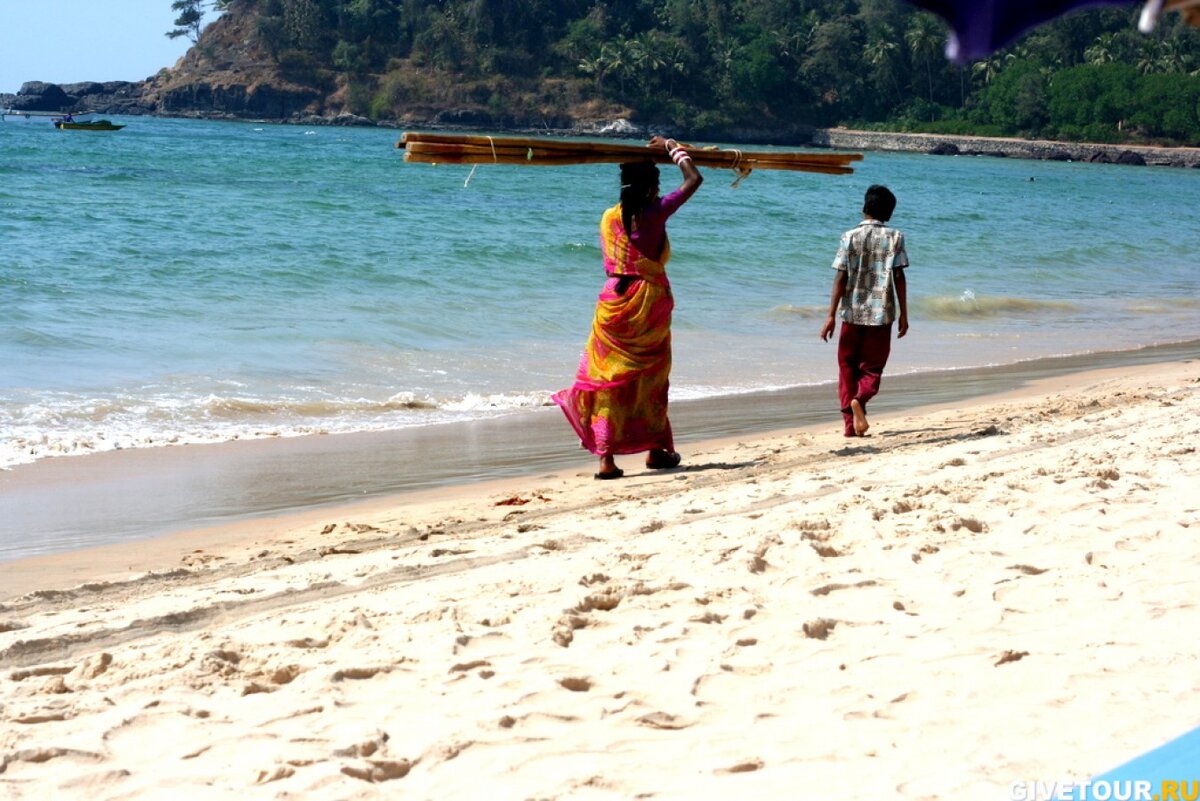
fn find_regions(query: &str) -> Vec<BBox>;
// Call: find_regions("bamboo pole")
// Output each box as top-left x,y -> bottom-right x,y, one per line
397,132 -> 863,177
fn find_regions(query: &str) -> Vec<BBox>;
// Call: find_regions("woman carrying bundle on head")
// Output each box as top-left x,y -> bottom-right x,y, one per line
553,136 -> 704,480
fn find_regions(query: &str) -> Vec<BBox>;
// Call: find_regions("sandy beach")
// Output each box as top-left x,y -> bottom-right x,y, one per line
2,357 -> 1198,799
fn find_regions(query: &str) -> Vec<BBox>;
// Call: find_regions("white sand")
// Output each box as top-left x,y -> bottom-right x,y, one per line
2,359 -> 1198,799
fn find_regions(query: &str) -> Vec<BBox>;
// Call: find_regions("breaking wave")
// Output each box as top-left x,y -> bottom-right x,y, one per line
914,291 -> 1078,321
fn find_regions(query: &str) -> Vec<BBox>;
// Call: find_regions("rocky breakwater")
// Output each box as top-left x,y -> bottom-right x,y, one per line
812,128 -> 1200,168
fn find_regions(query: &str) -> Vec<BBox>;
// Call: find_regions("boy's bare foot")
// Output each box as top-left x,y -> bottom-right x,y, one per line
850,399 -> 870,435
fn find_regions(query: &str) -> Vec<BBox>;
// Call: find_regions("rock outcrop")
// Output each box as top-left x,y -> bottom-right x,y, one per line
4,81 -> 73,112
152,81 -> 323,119
1,80 -> 151,115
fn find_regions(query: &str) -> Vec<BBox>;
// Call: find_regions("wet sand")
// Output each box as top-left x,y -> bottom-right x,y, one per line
2,339 -> 1197,563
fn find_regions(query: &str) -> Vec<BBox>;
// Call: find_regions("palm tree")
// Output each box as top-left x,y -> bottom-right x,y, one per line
630,33 -> 666,74
580,42 -> 621,92
663,40 -> 688,98
863,28 -> 902,104
972,54 -> 1003,86
1136,40 -> 1161,74
1157,36 -> 1193,74
863,30 -> 899,70
1085,32 -> 1117,65
603,40 -> 633,95
905,13 -> 944,113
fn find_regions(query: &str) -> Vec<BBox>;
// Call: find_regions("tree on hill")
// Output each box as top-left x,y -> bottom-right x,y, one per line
167,0 -> 233,43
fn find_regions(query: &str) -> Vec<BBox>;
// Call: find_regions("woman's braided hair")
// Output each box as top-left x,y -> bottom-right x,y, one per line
619,161 -> 660,236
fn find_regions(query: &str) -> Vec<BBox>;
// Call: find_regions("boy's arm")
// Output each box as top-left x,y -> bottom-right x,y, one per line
894,268 -> 908,338
820,271 -> 848,341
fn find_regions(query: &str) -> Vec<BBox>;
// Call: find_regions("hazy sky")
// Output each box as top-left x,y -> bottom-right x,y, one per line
0,1 -> 218,95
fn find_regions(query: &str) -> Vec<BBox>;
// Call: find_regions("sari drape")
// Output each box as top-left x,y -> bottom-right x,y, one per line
552,204 -> 675,456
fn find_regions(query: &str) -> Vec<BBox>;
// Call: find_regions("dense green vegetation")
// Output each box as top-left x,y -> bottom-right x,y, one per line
187,0 -> 1200,144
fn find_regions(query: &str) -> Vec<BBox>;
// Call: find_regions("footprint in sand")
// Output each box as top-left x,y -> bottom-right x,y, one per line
39,676 -> 71,694
949,516 -> 987,533
331,666 -> 392,682
199,648 -> 243,679
552,614 -> 588,647
333,732 -> 390,758
73,652 -> 113,679
255,766 -> 295,784
1,747 -> 102,772
9,665 -> 73,682
341,759 -> 412,783
12,708 -> 72,724
802,618 -> 838,640
637,711 -> 693,730
286,636 -> 331,649
247,664 -> 302,686
995,650 -> 1029,666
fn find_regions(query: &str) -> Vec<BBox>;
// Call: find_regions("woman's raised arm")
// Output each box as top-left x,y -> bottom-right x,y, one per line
650,135 -> 703,200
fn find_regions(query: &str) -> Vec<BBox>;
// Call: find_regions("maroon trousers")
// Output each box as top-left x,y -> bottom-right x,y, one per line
837,321 -> 892,436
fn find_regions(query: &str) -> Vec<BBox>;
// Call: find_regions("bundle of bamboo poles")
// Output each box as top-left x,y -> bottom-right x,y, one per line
398,132 -> 863,177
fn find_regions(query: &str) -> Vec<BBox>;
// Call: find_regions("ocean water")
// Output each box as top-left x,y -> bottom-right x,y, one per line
2,115 -> 1199,470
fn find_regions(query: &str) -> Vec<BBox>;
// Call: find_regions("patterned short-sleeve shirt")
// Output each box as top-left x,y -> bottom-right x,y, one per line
833,219 -> 909,326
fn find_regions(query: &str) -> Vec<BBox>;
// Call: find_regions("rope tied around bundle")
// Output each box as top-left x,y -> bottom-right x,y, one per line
463,136 -> 500,188
727,149 -> 753,188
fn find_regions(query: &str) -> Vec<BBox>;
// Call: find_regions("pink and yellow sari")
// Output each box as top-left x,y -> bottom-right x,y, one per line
552,204 -> 675,456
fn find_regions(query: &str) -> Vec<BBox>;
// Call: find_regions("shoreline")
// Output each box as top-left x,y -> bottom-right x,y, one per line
2,338 -> 1197,566
0,353 -> 1196,798
1,337 -> 1196,586
8,96 -> 1200,168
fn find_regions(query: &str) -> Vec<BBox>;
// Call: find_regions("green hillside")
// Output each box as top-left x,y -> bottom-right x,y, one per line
176,0 -> 1200,144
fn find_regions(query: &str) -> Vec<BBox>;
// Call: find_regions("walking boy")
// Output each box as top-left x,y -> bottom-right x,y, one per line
819,184 -> 909,437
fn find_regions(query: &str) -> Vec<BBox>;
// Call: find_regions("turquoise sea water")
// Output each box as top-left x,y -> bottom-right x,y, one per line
2,115 -> 1199,469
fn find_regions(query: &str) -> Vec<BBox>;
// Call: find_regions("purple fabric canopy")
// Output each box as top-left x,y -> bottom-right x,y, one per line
905,0 -> 1137,62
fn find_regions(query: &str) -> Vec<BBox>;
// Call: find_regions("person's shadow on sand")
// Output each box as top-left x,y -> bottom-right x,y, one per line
863,423 -> 1006,450
833,444 -> 881,457
669,460 -> 762,473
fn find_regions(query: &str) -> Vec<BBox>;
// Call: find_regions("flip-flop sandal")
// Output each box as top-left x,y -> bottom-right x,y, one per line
646,451 -> 682,469
594,468 -> 624,480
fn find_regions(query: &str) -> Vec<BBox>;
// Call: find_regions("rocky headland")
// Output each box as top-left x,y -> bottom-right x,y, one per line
4,5 -> 1198,169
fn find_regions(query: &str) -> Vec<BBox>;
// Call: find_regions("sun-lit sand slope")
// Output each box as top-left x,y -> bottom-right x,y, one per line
2,361 -> 1198,799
